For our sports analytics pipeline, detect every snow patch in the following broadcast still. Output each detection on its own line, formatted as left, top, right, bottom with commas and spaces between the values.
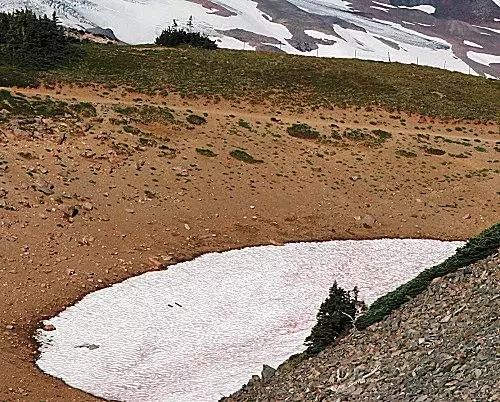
397, 5, 436, 14
464, 40, 483, 49
36, 239, 463, 402
467, 51, 500, 66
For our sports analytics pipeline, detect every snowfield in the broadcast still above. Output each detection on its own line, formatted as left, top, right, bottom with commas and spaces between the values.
36, 239, 464, 402
1, 0, 497, 76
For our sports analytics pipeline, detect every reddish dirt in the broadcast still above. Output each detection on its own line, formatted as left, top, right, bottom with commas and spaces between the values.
0, 85, 498, 401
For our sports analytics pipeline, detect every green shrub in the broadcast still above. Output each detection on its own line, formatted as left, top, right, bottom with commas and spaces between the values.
155, 22, 217, 50
196, 148, 217, 157
238, 119, 251, 129
372, 129, 392, 139
0, 69, 40, 87
229, 149, 263, 163
304, 283, 357, 355
423, 147, 446, 155
287, 123, 320, 139
395, 149, 417, 158
187, 114, 207, 125
356, 223, 500, 330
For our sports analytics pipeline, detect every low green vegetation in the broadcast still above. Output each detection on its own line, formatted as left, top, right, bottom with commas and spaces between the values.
186, 114, 207, 125
2, 43, 496, 120
0, 89, 71, 120
114, 105, 174, 123
287, 123, 320, 139
196, 148, 217, 157
238, 119, 251, 130
356, 223, 500, 330
229, 149, 263, 163
423, 147, 446, 156
395, 149, 417, 158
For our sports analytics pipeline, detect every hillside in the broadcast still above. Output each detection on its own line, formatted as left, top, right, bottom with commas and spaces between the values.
224, 251, 499, 401
0, 44, 498, 401
0, 0, 499, 77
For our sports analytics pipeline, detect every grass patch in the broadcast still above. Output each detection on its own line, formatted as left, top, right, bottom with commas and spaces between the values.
230, 149, 263, 163
0, 43, 498, 120
356, 223, 500, 330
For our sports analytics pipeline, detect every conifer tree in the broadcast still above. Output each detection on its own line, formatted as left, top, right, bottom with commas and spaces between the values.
304, 282, 357, 355
0, 9, 81, 68
155, 22, 217, 50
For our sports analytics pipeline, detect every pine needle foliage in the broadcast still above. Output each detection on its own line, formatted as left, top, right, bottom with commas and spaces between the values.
155, 26, 217, 50
305, 282, 357, 355
0, 10, 81, 68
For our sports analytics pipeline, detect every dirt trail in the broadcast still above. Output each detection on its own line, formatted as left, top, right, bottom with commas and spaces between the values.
0, 84, 498, 401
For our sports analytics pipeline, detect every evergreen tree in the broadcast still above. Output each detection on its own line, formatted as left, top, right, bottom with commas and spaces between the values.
0, 9, 81, 68
155, 24, 217, 50
304, 282, 358, 355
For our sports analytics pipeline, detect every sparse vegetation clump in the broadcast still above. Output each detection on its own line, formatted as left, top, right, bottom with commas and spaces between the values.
196, 148, 218, 157
230, 149, 263, 163
287, 123, 320, 139
187, 114, 207, 125
423, 147, 446, 156
396, 149, 417, 158
238, 119, 251, 130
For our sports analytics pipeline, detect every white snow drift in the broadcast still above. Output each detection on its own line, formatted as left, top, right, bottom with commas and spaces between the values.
36, 239, 463, 402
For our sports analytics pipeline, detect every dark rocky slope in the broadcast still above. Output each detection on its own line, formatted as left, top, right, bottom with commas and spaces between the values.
224, 252, 499, 401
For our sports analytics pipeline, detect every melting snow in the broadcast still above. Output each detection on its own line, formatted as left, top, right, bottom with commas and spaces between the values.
464, 40, 483, 49
467, 51, 500, 66
397, 5, 436, 14
36, 239, 463, 402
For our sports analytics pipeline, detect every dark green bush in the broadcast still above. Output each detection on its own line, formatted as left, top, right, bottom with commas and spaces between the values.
155, 25, 217, 50
395, 149, 417, 158
229, 149, 263, 163
187, 114, 207, 125
0, 69, 40, 87
423, 147, 446, 155
287, 123, 320, 139
305, 283, 357, 355
196, 148, 217, 157
356, 223, 500, 330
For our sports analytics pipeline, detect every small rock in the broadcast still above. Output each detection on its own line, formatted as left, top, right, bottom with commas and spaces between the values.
6, 324, 14, 330
262, 364, 276, 379
43, 324, 56, 331
82, 202, 93, 211
184, 223, 191, 230
125, 209, 135, 214
462, 214, 471, 220
440, 314, 452, 323
361, 214, 376, 229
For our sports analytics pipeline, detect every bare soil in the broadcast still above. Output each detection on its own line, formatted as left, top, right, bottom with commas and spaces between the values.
0, 85, 498, 401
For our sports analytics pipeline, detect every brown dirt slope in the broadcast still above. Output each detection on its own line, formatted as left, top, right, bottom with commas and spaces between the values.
225, 252, 500, 402
0, 83, 498, 401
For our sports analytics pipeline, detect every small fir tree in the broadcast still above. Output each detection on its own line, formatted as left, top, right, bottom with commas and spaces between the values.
304, 282, 358, 355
